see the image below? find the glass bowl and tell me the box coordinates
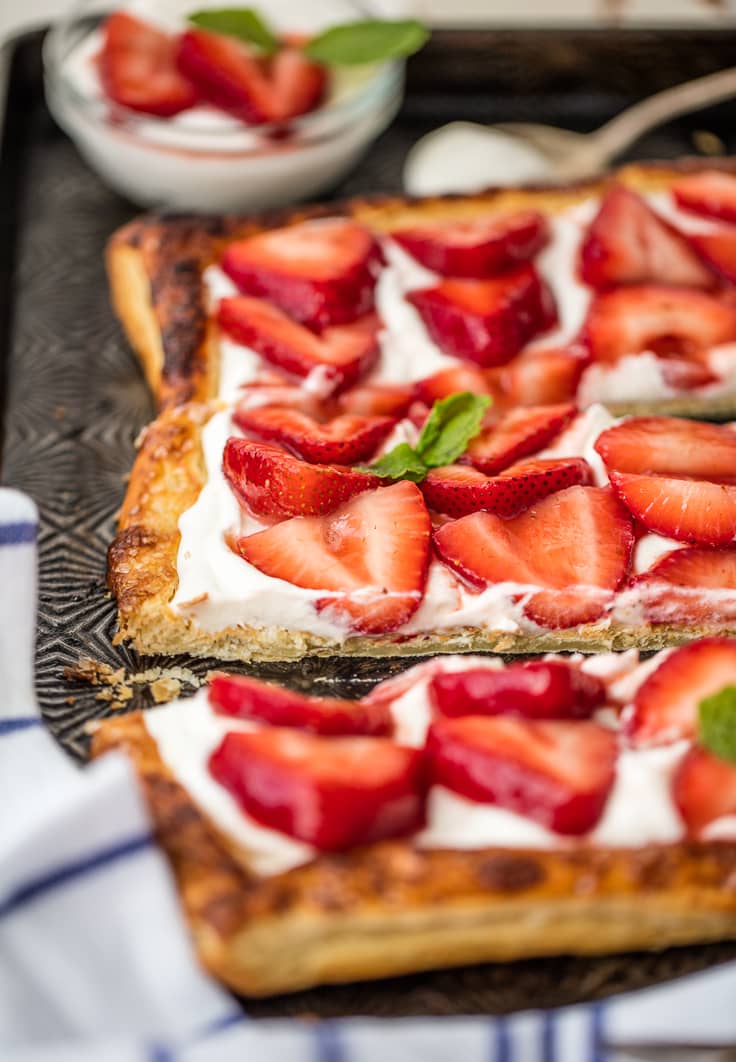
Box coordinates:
[44,0,404,212]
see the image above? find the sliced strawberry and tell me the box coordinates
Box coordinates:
[268,46,328,120]
[579,185,715,290]
[99,13,199,117]
[636,546,736,625]
[581,286,736,364]
[208,674,392,736]
[610,471,736,547]
[236,381,328,418]
[221,218,382,330]
[429,660,606,720]
[674,747,736,836]
[217,297,379,392]
[408,266,557,367]
[465,402,577,475]
[233,406,395,465]
[500,347,588,406]
[626,638,736,746]
[338,382,414,418]
[658,356,717,390]
[595,417,736,479]
[690,229,736,286]
[209,728,425,849]
[235,481,431,633]
[223,438,378,518]
[434,485,633,628]
[420,457,591,519]
[427,715,617,834]
[413,365,495,405]
[392,210,549,277]
[672,170,736,223]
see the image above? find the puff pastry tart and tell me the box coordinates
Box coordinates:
[91,639,736,996]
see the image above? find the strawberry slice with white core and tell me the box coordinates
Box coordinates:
[672,170,736,223]
[609,470,736,546]
[690,230,736,285]
[429,661,606,720]
[636,546,736,625]
[392,210,549,277]
[235,481,432,633]
[500,347,588,407]
[581,285,736,365]
[595,417,736,479]
[626,638,736,746]
[338,382,414,418]
[408,266,557,366]
[413,365,496,406]
[674,747,736,837]
[99,13,199,117]
[420,457,591,519]
[658,356,717,391]
[233,406,396,465]
[209,728,425,849]
[579,185,715,290]
[223,438,379,518]
[427,715,617,834]
[177,30,326,124]
[434,485,634,628]
[465,402,577,475]
[221,219,382,330]
[236,381,328,418]
[208,674,392,736]
[218,297,379,392]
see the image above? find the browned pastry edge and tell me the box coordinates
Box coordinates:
[90,710,736,996]
[106,157,736,412]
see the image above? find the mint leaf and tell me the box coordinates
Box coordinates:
[304,19,428,65]
[416,392,491,468]
[362,443,428,483]
[699,686,736,763]
[188,8,279,53]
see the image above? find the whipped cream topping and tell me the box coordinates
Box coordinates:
[142,648,736,877]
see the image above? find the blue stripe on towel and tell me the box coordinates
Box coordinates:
[542,1010,556,1062]
[0,521,37,546]
[314,1021,345,1062]
[491,1016,511,1062]
[0,716,41,735]
[589,1003,605,1062]
[0,833,153,919]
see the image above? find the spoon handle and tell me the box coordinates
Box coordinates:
[589,66,736,165]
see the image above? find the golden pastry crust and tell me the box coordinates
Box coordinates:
[90,710,736,997]
[109,401,736,662]
[106,157,736,414]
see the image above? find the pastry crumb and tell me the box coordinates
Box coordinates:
[150,677,182,703]
[64,654,200,709]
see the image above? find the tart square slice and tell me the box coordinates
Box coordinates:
[91,639,736,997]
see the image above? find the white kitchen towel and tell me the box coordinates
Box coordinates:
[2,484,735,1062]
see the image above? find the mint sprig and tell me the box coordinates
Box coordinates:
[363,392,491,484]
[187,9,428,65]
[699,686,736,763]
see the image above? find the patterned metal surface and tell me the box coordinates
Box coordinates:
[3,29,736,1015]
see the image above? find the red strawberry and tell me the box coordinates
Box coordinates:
[208,674,392,736]
[233,406,395,465]
[579,185,715,290]
[690,229,736,285]
[609,471,736,546]
[217,297,379,392]
[99,13,199,117]
[626,638,736,746]
[420,457,591,519]
[672,170,736,223]
[427,715,617,834]
[235,481,431,633]
[177,30,325,124]
[393,210,549,277]
[594,417,736,478]
[658,356,717,391]
[221,218,382,330]
[338,383,414,418]
[674,747,736,836]
[465,402,577,475]
[223,438,378,518]
[636,546,736,625]
[429,660,606,720]
[413,365,495,405]
[501,347,588,406]
[408,266,557,366]
[209,728,425,849]
[434,485,634,628]
[581,286,736,364]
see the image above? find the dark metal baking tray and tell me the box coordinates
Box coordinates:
[3,25,736,1017]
